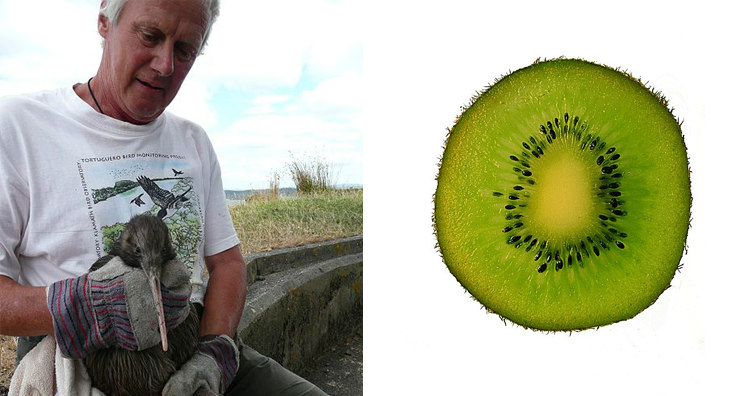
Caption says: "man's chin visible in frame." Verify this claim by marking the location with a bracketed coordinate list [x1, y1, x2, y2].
[125, 104, 168, 124]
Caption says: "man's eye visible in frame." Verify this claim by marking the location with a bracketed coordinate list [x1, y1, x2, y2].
[176, 46, 196, 62]
[140, 31, 158, 44]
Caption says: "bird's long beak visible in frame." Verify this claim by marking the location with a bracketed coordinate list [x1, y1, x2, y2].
[146, 272, 169, 352]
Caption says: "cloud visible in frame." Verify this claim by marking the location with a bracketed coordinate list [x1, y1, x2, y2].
[212, 93, 362, 190]
[168, 79, 219, 129]
[208, 67, 363, 190]
[193, 0, 362, 90]
[0, 1, 101, 94]
[298, 73, 362, 122]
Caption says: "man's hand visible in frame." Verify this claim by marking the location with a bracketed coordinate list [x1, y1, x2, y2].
[162, 334, 240, 395]
[46, 256, 191, 359]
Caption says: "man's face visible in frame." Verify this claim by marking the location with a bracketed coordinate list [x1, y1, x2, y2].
[98, 0, 208, 124]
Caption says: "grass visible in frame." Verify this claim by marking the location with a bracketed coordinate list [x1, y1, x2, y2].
[287, 153, 335, 194]
[232, 188, 363, 253]
[0, 188, 363, 390]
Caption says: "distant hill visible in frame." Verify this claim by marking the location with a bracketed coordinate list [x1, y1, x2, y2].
[225, 184, 362, 201]
[225, 188, 296, 200]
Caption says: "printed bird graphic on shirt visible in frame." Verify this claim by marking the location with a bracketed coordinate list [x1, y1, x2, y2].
[130, 193, 145, 207]
[136, 175, 192, 219]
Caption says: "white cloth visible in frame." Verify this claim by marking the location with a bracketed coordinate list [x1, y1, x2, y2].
[9, 335, 105, 396]
[0, 86, 239, 303]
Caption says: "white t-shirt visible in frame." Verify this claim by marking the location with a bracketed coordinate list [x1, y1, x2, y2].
[0, 86, 240, 303]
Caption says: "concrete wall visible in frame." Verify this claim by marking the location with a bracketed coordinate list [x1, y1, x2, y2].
[238, 236, 363, 372]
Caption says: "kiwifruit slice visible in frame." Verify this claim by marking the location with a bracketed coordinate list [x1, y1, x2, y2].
[434, 58, 691, 331]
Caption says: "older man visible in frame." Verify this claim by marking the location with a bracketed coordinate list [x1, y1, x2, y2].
[0, 0, 326, 394]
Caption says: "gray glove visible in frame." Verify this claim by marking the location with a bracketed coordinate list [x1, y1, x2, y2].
[162, 334, 240, 395]
[47, 256, 191, 358]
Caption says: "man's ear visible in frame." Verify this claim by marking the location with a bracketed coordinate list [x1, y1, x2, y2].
[98, 2, 110, 39]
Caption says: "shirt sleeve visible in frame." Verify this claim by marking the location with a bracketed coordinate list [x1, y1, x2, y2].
[202, 138, 240, 257]
[0, 101, 30, 281]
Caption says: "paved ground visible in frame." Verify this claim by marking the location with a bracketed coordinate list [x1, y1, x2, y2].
[301, 323, 363, 396]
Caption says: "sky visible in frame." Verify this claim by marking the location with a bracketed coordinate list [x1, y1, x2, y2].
[0, 0, 362, 190]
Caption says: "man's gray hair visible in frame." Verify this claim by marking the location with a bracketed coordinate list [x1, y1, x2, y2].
[99, 0, 220, 53]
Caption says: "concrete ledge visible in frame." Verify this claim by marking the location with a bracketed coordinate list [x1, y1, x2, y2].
[243, 236, 363, 282]
[238, 237, 363, 372]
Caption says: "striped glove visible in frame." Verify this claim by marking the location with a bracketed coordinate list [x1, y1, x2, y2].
[162, 334, 240, 395]
[46, 256, 191, 359]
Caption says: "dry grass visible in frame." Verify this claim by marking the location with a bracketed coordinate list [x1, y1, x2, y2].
[232, 188, 363, 254]
[0, 188, 363, 389]
[287, 153, 335, 194]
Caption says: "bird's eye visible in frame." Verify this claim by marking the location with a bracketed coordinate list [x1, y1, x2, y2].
[135, 247, 142, 254]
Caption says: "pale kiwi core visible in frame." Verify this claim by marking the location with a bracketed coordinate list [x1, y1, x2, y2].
[526, 138, 597, 241]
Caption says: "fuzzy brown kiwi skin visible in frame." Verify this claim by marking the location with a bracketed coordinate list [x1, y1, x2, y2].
[432, 57, 692, 332]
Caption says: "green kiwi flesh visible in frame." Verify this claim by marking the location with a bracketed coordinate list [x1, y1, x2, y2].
[434, 59, 690, 331]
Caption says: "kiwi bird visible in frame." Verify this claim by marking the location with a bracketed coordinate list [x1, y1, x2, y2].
[136, 175, 192, 219]
[84, 214, 200, 396]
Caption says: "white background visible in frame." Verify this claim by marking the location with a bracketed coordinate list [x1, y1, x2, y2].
[364, 1, 746, 394]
